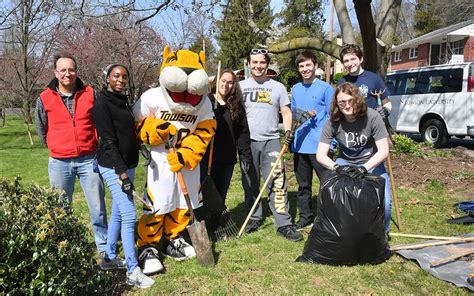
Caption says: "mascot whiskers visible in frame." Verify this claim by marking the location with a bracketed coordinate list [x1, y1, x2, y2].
[132, 46, 216, 274]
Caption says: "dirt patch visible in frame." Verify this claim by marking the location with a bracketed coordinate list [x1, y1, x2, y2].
[286, 146, 474, 199]
[391, 146, 474, 199]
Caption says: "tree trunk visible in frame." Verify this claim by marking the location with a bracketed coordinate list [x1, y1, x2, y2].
[353, 0, 378, 73]
[376, 0, 402, 76]
[26, 121, 34, 145]
[20, 0, 32, 125]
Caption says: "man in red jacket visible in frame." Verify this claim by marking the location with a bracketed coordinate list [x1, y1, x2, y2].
[34, 53, 108, 255]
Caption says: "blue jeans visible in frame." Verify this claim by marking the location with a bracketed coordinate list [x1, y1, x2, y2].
[335, 159, 392, 232]
[98, 165, 137, 272]
[48, 154, 107, 253]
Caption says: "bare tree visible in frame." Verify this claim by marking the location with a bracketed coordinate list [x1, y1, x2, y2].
[0, 0, 63, 143]
[55, 14, 165, 101]
[394, 0, 416, 44]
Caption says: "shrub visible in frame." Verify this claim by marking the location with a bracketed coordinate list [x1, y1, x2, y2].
[391, 134, 423, 156]
[0, 177, 123, 294]
[332, 72, 346, 85]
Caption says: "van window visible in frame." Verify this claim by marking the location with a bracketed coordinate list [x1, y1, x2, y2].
[387, 73, 418, 95]
[387, 68, 463, 95]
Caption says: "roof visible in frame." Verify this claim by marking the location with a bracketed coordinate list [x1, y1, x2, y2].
[393, 19, 474, 51]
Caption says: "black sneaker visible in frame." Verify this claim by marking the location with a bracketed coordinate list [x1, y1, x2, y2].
[295, 219, 313, 231]
[162, 237, 196, 261]
[244, 219, 262, 234]
[277, 225, 303, 241]
[100, 255, 126, 270]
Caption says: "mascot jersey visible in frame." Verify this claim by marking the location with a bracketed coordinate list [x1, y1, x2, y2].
[133, 88, 214, 214]
[133, 46, 216, 248]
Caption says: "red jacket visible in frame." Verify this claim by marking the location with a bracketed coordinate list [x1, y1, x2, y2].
[40, 83, 97, 158]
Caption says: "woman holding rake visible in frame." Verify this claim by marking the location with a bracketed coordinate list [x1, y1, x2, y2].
[200, 69, 253, 233]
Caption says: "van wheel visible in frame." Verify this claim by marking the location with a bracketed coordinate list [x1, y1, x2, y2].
[421, 119, 449, 148]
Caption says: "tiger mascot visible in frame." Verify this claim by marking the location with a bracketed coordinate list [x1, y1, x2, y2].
[132, 46, 215, 274]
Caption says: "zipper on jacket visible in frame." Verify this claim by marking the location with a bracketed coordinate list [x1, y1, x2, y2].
[72, 90, 81, 156]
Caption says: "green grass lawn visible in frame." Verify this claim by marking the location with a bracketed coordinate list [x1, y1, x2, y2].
[1, 116, 472, 294]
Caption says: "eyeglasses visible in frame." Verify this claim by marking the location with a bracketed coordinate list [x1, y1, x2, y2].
[337, 99, 354, 107]
[250, 48, 268, 55]
[55, 68, 76, 75]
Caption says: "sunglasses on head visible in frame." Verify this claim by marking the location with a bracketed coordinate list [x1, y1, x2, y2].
[250, 48, 268, 55]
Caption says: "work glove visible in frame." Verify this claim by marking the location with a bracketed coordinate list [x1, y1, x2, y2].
[376, 106, 390, 119]
[335, 164, 352, 175]
[328, 149, 336, 161]
[346, 166, 368, 178]
[240, 161, 250, 175]
[121, 177, 134, 196]
[284, 130, 294, 145]
[139, 144, 151, 166]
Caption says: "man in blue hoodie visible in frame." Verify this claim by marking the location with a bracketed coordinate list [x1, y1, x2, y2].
[290, 51, 334, 231]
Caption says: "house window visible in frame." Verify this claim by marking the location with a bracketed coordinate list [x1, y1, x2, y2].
[409, 47, 418, 59]
[449, 40, 464, 55]
[394, 51, 401, 62]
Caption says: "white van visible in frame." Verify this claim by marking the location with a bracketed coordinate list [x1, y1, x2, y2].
[386, 62, 474, 147]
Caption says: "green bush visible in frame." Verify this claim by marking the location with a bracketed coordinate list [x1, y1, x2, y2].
[0, 177, 123, 294]
[391, 134, 423, 156]
[332, 72, 346, 85]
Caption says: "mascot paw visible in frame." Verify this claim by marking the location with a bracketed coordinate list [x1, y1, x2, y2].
[136, 117, 177, 145]
[167, 150, 186, 172]
[156, 121, 177, 141]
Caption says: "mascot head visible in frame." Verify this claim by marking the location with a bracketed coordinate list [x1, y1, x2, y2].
[159, 46, 209, 114]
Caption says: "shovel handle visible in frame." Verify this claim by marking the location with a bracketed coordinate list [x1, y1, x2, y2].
[168, 146, 196, 222]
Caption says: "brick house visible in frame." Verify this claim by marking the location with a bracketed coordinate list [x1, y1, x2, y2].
[389, 20, 474, 71]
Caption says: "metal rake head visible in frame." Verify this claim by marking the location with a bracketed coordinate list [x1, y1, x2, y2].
[212, 210, 239, 242]
[370, 88, 386, 97]
[291, 108, 316, 131]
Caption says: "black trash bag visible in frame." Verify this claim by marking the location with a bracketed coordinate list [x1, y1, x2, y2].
[296, 170, 392, 265]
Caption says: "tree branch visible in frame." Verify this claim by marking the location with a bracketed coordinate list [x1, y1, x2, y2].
[269, 37, 341, 59]
[334, 0, 356, 44]
[135, 0, 172, 25]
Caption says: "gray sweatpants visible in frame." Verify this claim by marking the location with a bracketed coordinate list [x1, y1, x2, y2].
[241, 138, 292, 229]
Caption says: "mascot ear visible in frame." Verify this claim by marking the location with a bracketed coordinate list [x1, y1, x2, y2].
[199, 50, 206, 68]
[163, 46, 171, 61]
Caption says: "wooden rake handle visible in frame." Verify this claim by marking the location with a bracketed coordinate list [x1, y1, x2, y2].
[117, 179, 156, 212]
[238, 143, 287, 236]
[390, 237, 474, 251]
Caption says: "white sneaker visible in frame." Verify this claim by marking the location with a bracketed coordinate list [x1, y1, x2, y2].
[162, 237, 196, 261]
[126, 267, 155, 289]
[138, 247, 164, 275]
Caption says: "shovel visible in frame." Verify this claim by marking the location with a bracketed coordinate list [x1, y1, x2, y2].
[175, 167, 215, 266]
[162, 136, 215, 267]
